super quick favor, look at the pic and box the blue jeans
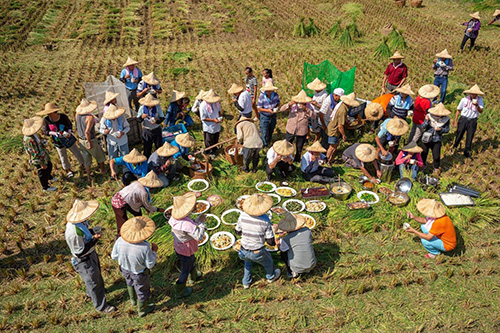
[238,248,276,286]
[108,142,130,173]
[259,114,277,147]
[433,76,448,104]
[398,164,418,180]
[420,225,446,255]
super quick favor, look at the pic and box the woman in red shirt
[408,85,440,142]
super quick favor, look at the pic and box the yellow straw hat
[386,118,409,136]
[401,141,423,154]
[354,144,378,162]
[139,94,160,107]
[291,90,313,104]
[202,89,221,103]
[142,72,160,86]
[395,84,415,96]
[428,103,451,117]
[463,84,484,96]
[435,49,452,59]
[66,199,99,224]
[121,216,156,244]
[195,89,207,100]
[103,91,120,105]
[272,140,295,156]
[171,90,186,103]
[76,99,98,115]
[123,56,139,67]
[227,83,245,95]
[36,102,61,116]
[493,9,500,17]
[156,141,179,157]
[418,84,440,99]
[22,116,44,136]
[175,133,196,148]
[172,192,197,220]
[306,78,327,91]
[123,148,147,164]
[389,51,404,59]
[340,92,361,107]
[102,104,126,120]
[417,199,446,218]
[137,171,164,188]
[277,213,306,232]
[306,141,327,153]
[242,193,274,217]
[469,11,481,20]
[365,102,384,121]
[260,81,278,92]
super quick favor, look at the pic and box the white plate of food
[271,206,287,215]
[255,181,277,193]
[204,214,221,231]
[163,205,173,220]
[192,200,210,215]
[210,231,235,251]
[305,200,327,213]
[357,191,380,205]
[198,232,209,246]
[233,239,242,252]
[187,179,209,192]
[235,195,250,210]
[265,243,279,252]
[268,193,281,206]
[207,195,222,207]
[275,186,297,197]
[282,199,305,213]
[221,208,243,225]
[299,213,317,230]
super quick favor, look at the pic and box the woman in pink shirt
[262,68,273,86]
[395,141,423,180]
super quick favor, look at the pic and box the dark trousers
[176,252,195,284]
[203,131,220,154]
[242,147,261,171]
[266,161,296,180]
[120,267,151,302]
[126,88,140,112]
[72,251,108,311]
[142,127,163,158]
[35,160,53,190]
[259,113,277,148]
[303,166,335,184]
[320,128,329,150]
[112,204,142,237]
[422,141,442,169]
[122,171,140,186]
[280,251,293,276]
[460,35,476,51]
[453,116,477,156]
[285,132,307,162]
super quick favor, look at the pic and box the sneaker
[50,177,59,182]
[243,284,251,289]
[100,305,116,313]
[425,253,437,259]
[267,268,281,283]
[43,187,57,192]
[67,171,74,178]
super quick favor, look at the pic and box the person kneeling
[266,140,295,181]
[395,142,424,180]
[301,141,335,184]
[342,143,381,184]
[148,142,179,187]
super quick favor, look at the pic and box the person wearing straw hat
[229,83,253,119]
[319,88,345,149]
[235,116,263,173]
[168,192,207,298]
[301,141,335,184]
[405,199,456,259]
[395,141,424,180]
[235,193,281,289]
[266,139,295,181]
[460,12,481,52]
[375,117,409,157]
[99,104,130,172]
[22,116,58,191]
[272,213,316,278]
[165,90,193,127]
[452,84,484,158]
[111,216,158,317]
[200,89,223,157]
[148,141,179,186]
[120,57,143,112]
[326,92,360,164]
[421,103,451,176]
[432,49,454,104]
[408,84,440,142]
[75,99,107,182]
[171,132,196,161]
[137,94,164,158]
[137,72,162,99]
[280,90,316,162]
[65,199,116,313]
[307,78,328,142]
[364,102,384,132]
[191,89,206,116]
[257,81,280,148]
[38,102,86,179]
[111,171,165,237]
[110,148,149,186]
[487,9,500,25]
[387,84,415,119]
[382,51,408,94]
[342,143,382,183]
[103,91,120,113]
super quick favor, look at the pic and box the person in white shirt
[300,141,335,184]
[319,88,344,149]
[99,105,130,174]
[228,83,254,119]
[266,140,295,181]
[191,89,206,116]
[307,78,328,142]
[199,90,222,156]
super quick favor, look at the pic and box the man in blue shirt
[110,148,149,186]
[137,72,162,99]
[257,81,280,148]
[120,57,143,112]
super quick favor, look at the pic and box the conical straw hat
[172,192,197,220]
[103,91,120,105]
[463,84,484,96]
[273,140,295,156]
[435,49,452,59]
[260,81,278,92]
[418,84,440,99]
[142,72,160,86]
[395,84,415,96]
[175,133,195,148]
[493,9,500,17]
[22,116,44,136]
[228,83,244,95]
[306,78,326,91]
[139,93,160,107]
[417,199,446,218]
[36,102,60,116]
[469,11,480,20]
[340,92,361,107]
[171,90,186,103]
[156,141,179,157]
[123,56,139,67]
[365,102,384,121]
[307,141,327,153]
[202,89,221,103]
[401,141,423,154]
[277,213,306,232]
[137,171,164,188]
[121,216,156,244]
[195,89,207,100]
[242,193,274,217]
[66,199,99,224]
[386,118,409,136]
[123,148,147,164]
[102,104,126,120]
[354,144,377,162]
[291,90,313,104]
[389,51,404,59]
[235,116,254,126]
[76,99,98,115]
[428,103,451,117]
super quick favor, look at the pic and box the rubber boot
[175,283,193,299]
[188,269,203,284]
[127,286,137,306]
[138,301,155,317]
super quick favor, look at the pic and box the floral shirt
[23,134,49,166]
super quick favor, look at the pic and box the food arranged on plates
[362,181,375,190]
[346,201,370,210]
[282,199,305,213]
[276,187,297,197]
[187,179,209,192]
[268,193,281,206]
[236,195,250,210]
[271,207,287,215]
[300,187,330,198]
[357,191,379,204]
[265,243,279,252]
[439,192,475,207]
[387,192,410,206]
[305,200,326,213]
[210,232,235,250]
[378,187,394,196]
[198,232,209,246]
[193,200,210,214]
[221,209,243,225]
[299,213,316,229]
[163,206,173,220]
[255,181,276,193]
[204,214,221,230]
[233,239,242,252]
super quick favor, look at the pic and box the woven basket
[410,0,423,7]
[224,143,244,166]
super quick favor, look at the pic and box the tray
[439,192,475,207]
[300,187,331,199]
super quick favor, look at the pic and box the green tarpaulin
[302,60,356,96]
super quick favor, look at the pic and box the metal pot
[387,191,410,207]
[395,178,413,193]
[329,182,353,201]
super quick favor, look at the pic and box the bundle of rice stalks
[388,28,407,50]
[328,20,343,39]
[338,29,354,47]
[346,22,362,38]
[307,18,320,36]
[293,17,307,37]
[373,38,392,59]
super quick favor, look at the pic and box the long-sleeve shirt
[171,140,189,160]
[463,20,481,38]
[257,92,280,111]
[421,117,450,143]
[234,91,253,117]
[165,102,181,127]
[137,105,164,130]
[281,228,317,273]
[282,103,315,136]
[99,115,130,146]
[23,134,49,166]
[114,181,157,213]
[111,237,157,274]
[169,216,206,256]
[236,120,263,149]
[395,151,424,167]
[65,221,97,260]
[148,151,171,174]
[114,156,149,177]
[432,58,454,77]
[42,114,74,148]
[200,101,221,134]
[413,96,431,126]
[300,151,326,173]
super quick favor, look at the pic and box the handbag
[421,131,432,144]
[60,134,77,148]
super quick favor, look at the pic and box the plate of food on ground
[210,231,235,251]
[255,181,276,193]
[378,187,393,196]
[207,195,222,207]
[233,239,242,252]
[198,232,209,246]
[282,199,305,213]
[193,200,210,215]
[299,213,316,230]
[187,179,209,192]
[357,191,380,205]
[268,193,281,206]
[276,186,297,197]
[346,201,371,210]
[265,243,279,252]
[271,206,287,215]
[163,205,173,220]
[305,200,327,213]
[221,208,243,225]
[204,214,221,231]
[236,195,250,210]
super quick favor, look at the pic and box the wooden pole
[193,136,237,155]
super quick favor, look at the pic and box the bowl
[387,191,410,207]
[395,178,413,193]
[361,180,376,190]
[329,182,352,201]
